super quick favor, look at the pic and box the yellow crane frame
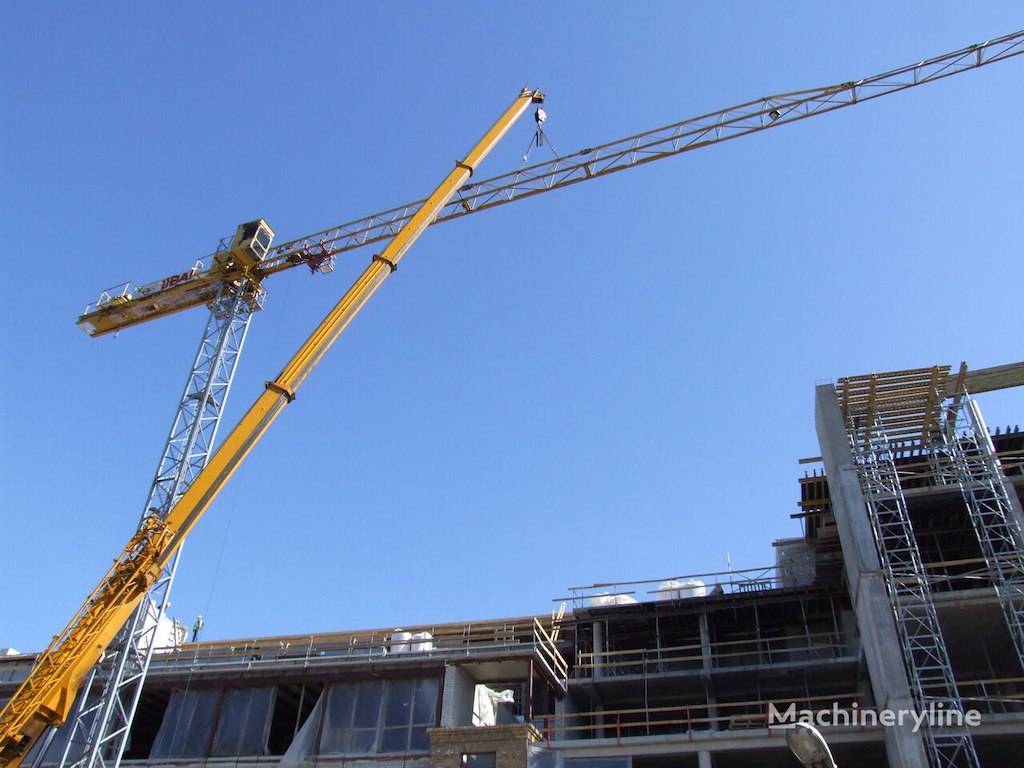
[0,87,544,768]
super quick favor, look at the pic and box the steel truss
[76,31,1024,336]
[259,31,1024,270]
[46,277,261,768]
[939,391,1024,673]
[841,374,979,768]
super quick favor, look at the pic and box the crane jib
[74,31,1024,340]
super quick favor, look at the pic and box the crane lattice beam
[269,29,1024,264]
[76,29,1024,338]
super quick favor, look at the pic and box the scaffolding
[837,367,980,768]
[938,383,1024,674]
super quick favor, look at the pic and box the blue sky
[1,2,1021,652]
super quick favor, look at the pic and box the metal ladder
[940,391,1024,674]
[839,369,980,768]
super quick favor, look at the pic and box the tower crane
[3,30,1023,768]
[0,86,546,768]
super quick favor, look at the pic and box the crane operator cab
[214,218,275,273]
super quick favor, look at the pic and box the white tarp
[279,692,323,768]
[472,684,515,726]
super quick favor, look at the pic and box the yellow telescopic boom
[0,86,544,767]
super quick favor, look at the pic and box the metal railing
[575,629,856,677]
[564,564,816,610]
[539,692,864,744]
[132,616,566,677]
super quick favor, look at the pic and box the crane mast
[41,277,264,768]
[0,86,545,768]
[7,26,1024,768]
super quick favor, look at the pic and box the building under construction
[3,361,1022,768]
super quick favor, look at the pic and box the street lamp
[785,722,838,768]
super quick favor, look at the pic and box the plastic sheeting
[279,691,323,768]
[472,685,515,726]
[588,593,638,607]
[151,689,220,759]
[322,681,385,755]
[150,686,274,759]
[211,686,275,757]
[279,677,439,765]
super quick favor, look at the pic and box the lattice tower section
[44,277,261,768]
[938,390,1024,673]
[838,367,979,768]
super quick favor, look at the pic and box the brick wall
[428,725,541,768]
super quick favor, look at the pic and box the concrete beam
[815,384,930,768]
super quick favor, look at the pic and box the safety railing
[0,617,571,688]
[535,680,1024,745]
[537,692,865,744]
[933,676,1024,714]
[534,617,569,681]
[142,615,564,674]
[575,629,855,678]
[563,564,819,611]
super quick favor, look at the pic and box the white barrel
[411,632,434,652]
[390,630,412,654]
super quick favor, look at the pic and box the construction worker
[192,615,204,642]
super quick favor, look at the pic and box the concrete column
[441,663,476,727]
[699,612,713,676]
[554,692,578,742]
[697,750,712,768]
[815,384,930,768]
[592,620,606,738]
[698,612,718,731]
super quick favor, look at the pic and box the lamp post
[785,722,838,768]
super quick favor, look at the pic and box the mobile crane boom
[76,30,1024,338]
[0,86,545,768]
